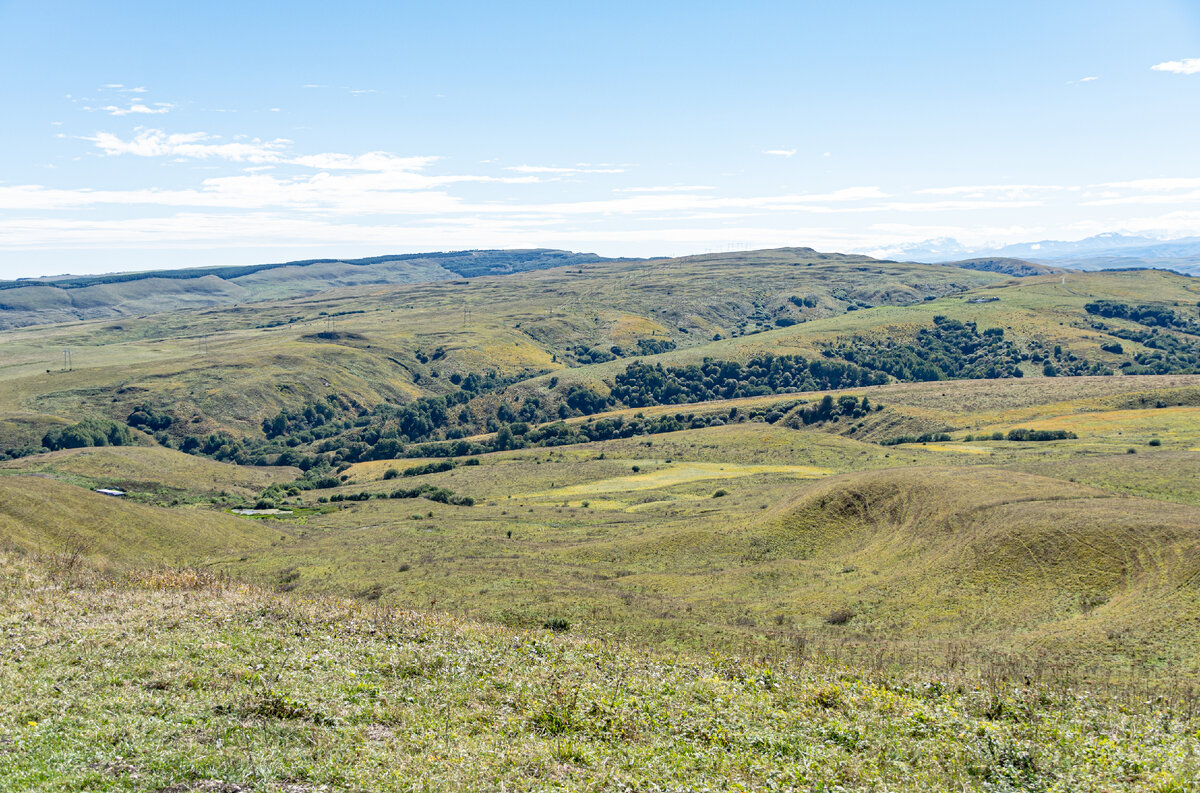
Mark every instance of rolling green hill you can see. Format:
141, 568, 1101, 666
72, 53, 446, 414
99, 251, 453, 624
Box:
0, 474, 276, 563
0, 249, 631, 330
935, 257, 1067, 276
0, 247, 1009, 446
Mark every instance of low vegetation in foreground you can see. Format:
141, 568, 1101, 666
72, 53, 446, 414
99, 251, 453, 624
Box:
4, 552, 1200, 792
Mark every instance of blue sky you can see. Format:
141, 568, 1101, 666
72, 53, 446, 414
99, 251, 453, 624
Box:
1, 0, 1199, 277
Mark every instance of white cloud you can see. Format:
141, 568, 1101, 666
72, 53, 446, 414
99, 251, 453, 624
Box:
1067, 76, 1099, 84
504, 165, 626, 174
917, 184, 1068, 196
1083, 190, 1200, 207
1099, 177, 1200, 191
291, 152, 440, 171
12, 120, 1200, 260
613, 185, 715, 193
85, 129, 292, 163
762, 149, 796, 157
91, 103, 174, 116
1151, 57, 1200, 75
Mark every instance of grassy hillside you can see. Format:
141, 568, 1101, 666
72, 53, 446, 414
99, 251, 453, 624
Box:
0, 248, 1006, 444
9, 250, 1197, 460
0, 475, 276, 563
0, 445, 298, 504
936, 257, 1067, 276
4, 551, 1198, 792
206, 452, 1200, 676
0, 249, 627, 330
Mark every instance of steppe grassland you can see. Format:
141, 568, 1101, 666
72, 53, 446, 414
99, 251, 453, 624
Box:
0, 253, 1004, 438
0, 445, 297, 503
0, 262, 1195, 451
0, 475, 275, 563
5, 553, 1199, 792
208, 429, 1200, 675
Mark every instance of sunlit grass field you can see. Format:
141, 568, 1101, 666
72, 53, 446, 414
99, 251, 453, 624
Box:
5, 376, 1197, 678
6, 553, 1199, 792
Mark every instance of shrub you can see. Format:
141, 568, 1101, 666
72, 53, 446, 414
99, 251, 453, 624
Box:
825, 609, 855, 625
881, 432, 951, 446
543, 617, 571, 632
1149, 438, 1162, 446
126, 404, 174, 431
713, 489, 728, 498
1006, 429, 1077, 442
42, 418, 133, 451
383, 468, 400, 480
403, 460, 456, 477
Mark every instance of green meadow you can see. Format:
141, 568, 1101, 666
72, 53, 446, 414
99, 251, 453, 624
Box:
3, 251, 1200, 789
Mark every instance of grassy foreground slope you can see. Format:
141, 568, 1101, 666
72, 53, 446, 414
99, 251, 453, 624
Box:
223, 450, 1200, 676
0, 475, 276, 564
3, 552, 1199, 792
0, 445, 298, 505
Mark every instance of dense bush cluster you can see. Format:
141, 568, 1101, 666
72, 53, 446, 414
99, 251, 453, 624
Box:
1027, 339, 1113, 377
126, 404, 174, 431
792, 394, 877, 426
0, 445, 42, 462
1005, 428, 1077, 441
402, 459, 458, 476
262, 398, 343, 439
610, 355, 887, 408
827, 317, 1024, 381
42, 419, 133, 451
326, 483, 474, 506
1085, 301, 1200, 334
569, 337, 678, 365
880, 432, 952, 446
1098, 326, 1200, 375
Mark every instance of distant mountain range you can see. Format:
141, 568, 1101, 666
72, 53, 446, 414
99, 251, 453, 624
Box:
893, 233, 1200, 275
